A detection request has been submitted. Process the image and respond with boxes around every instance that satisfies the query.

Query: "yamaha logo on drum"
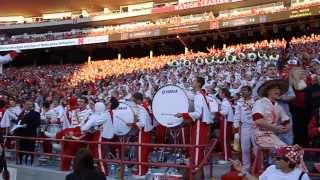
[161,89,178,94]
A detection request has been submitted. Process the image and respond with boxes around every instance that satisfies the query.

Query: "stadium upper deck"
[0,0,287,29]
[0,0,319,52]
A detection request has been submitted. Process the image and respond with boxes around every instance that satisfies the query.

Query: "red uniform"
[83,102,110,174]
[134,103,154,176]
[181,90,213,166]
[219,98,234,161]
[55,127,83,171]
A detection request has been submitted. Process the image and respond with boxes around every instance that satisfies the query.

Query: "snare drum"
[152,85,194,128]
[112,103,135,136]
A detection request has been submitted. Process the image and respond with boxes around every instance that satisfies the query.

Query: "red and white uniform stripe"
[181,90,213,166]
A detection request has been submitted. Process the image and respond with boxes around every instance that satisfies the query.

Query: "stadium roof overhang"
[1,0,289,17]
[0,0,285,35]
[0,0,173,17]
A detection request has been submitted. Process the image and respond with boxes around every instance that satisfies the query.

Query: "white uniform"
[234,97,255,171]
[219,98,234,160]
[51,105,70,130]
[100,112,114,139]
[252,97,289,148]
[133,103,154,176]
[182,91,213,166]
[220,98,234,122]
[44,108,59,124]
[207,94,219,115]
[68,108,92,128]
[81,111,109,134]
[0,105,22,128]
[136,104,154,132]
[80,102,110,174]
[187,91,213,124]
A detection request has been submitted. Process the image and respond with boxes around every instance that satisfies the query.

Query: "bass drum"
[112,103,135,136]
[152,85,194,128]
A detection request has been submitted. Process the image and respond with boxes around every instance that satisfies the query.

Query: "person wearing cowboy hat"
[231,145,310,180]
[253,63,295,145]
[251,80,292,172]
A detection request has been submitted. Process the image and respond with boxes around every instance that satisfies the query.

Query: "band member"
[14,99,41,165]
[67,97,92,128]
[44,98,86,171]
[1,97,22,130]
[50,99,70,130]
[48,127,82,171]
[219,88,234,161]
[40,101,53,155]
[81,102,110,174]
[105,97,121,160]
[43,99,69,155]
[234,86,255,172]
[131,92,154,176]
[1,97,22,148]
[143,97,166,144]
[99,97,119,175]
[176,76,213,166]
[252,80,291,173]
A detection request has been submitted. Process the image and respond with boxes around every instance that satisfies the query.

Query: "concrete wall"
[7,164,68,180]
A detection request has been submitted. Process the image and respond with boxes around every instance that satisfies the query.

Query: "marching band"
[0,75,297,177]
[1,51,317,178]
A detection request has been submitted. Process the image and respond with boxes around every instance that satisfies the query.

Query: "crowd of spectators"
[1,1,312,45]
[0,34,320,177]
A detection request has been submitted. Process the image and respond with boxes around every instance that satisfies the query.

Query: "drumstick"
[115,115,131,124]
[161,113,177,116]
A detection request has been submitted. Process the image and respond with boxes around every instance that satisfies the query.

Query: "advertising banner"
[0,35,109,51]
[120,29,160,40]
[151,0,242,14]
[174,0,242,11]
[220,16,257,28]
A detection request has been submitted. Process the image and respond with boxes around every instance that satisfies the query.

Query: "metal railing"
[6,135,320,179]
[4,135,218,180]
